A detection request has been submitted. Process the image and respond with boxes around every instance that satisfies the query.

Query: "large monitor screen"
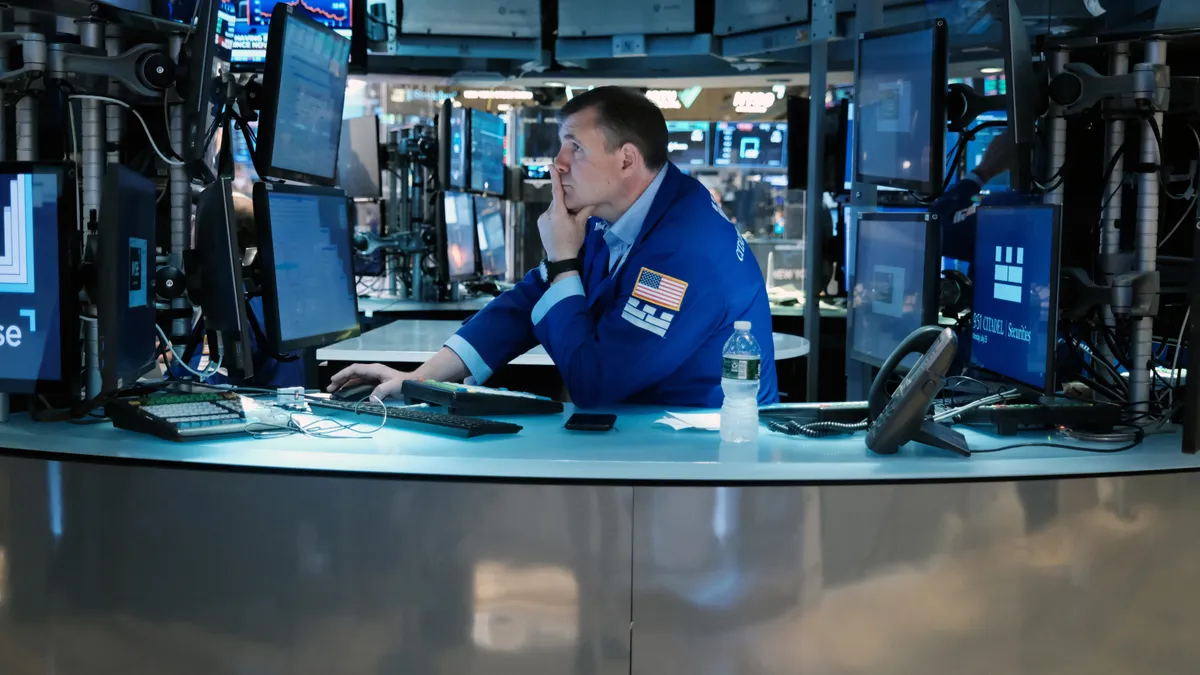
[352,200,384,276]
[0,170,67,391]
[848,212,937,367]
[854,20,947,193]
[258,7,350,186]
[474,195,506,279]
[448,107,468,190]
[223,0,352,70]
[443,192,478,280]
[845,102,954,193]
[469,109,506,195]
[520,113,560,164]
[259,185,359,351]
[970,205,1060,391]
[964,112,1008,192]
[337,115,381,199]
[667,121,711,167]
[713,121,786,169]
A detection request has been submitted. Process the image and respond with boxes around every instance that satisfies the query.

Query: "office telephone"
[866,326,969,456]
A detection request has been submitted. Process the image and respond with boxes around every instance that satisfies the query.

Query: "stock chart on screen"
[226,0,351,67]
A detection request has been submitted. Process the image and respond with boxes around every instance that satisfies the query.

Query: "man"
[329,87,778,408]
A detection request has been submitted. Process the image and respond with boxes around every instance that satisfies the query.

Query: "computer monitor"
[0,163,79,395]
[969,204,1061,392]
[193,177,255,380]
[98,165,158,392]
[999,0,1040,192]
[788,97,848,192]
[255,2,351,186]
[853,19,948,193]
[964,112,1009,192]
[448,107,468,190]
[474,195,506,279]
[520,109,561,165]
[847,211,941,368]
[845,101,955,193]
[181,0,230,182]
[713,121,787,169]
[352,200,384,276]
[442,191,478,281]
[225,0,353,70]
[253,182,360,352]
[666,121,711,167]
[469,109,506,195]
[337,115,382,199]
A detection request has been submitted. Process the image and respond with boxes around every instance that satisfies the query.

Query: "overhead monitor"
[255,2,351,186]
[520,110,561,165]
[224,0,352,70]
[352,200,384,276]
[337,115,382,199]
[98,165,158,392]
[969,204,1061,392]
[253,182,360,352]
[0,164,79,395]
[847,211,941,368]
[713,121,787,169]
[469,109,506,195]
[999,0,1039,191]
[666,121,711,167]
[448,107,468,190]
[964,112,1009,192]
[853,18,949,193]
[193,177,255,380]
[474,195,506,279]
[443,192,478,281]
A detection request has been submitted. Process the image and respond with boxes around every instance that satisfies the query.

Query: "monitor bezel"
[847,210,942,369]
[255,3,351,188]
[852,18,949,195]
[968,203,1063,394]
[0,163,80,396]
[253,181,361,353]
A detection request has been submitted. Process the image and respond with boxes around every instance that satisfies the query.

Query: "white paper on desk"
[655,412,721,431]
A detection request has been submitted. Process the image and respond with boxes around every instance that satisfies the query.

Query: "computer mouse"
[330,383,378,402]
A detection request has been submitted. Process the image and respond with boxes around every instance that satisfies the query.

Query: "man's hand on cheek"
[538,169,595,263]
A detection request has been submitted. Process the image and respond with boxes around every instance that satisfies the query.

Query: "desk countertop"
[357,296,494,317]
[317,320,811,364]
[0,406,1194,484]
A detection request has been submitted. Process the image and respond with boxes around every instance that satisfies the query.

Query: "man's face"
[553,108,624,213]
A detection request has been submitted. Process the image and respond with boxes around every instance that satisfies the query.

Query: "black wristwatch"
[542,257,583,283]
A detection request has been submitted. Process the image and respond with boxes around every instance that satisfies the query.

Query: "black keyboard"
[308,398,522,438]
[106,392,250,441]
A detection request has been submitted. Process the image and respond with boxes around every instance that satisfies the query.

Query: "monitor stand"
[0,393,9,423]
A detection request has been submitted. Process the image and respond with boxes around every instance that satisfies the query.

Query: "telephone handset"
[866,326,970,456]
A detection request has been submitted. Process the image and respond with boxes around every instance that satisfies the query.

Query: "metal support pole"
[78,18,105,401]
[1044,50,1069,206]
[105,26,124,166]
[168,35,191,340]
[803,41,828,401]
[1099,43,1129,376]
[14,22,36,162]
[1131,41,1168,411]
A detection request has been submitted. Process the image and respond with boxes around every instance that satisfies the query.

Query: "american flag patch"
[631,267,688,311]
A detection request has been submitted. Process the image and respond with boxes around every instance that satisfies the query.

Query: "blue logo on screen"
[129,238,148,308]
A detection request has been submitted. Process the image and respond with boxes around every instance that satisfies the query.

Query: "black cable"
[1148,116,1189,201]
[366,13,401,31]
[768,419,868,438]
[972,424,1145,453]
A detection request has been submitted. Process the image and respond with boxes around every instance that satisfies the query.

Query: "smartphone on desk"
[565,413,617,431]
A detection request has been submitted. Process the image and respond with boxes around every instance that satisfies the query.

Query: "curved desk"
[317,320,811,366]
[1,407,1198,675]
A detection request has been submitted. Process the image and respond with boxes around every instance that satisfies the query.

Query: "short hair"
[231,192,256,252]
[558,86,669,171]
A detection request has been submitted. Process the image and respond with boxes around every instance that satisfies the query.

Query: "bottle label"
[722,357,761,380]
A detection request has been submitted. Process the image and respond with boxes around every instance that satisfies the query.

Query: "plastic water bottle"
[720,320,762,443]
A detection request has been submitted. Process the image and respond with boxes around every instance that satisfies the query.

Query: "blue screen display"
[0,172,64,389]
[444,192,478,279]
[223,0,351,67]
[474,195,506,278]
[666,121,711,166]
[856,26,940,187]
[268,15,350,181]
[266,190,358,344]
[713,121,787,168]
[970,205,1058,390]
[469,110,506,195]
[849,213,930,366]
[449,108,468,190]
[845,102,954,192]
[965,112,1009,191]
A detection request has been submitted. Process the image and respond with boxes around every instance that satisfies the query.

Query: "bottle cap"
[734,320,751,331]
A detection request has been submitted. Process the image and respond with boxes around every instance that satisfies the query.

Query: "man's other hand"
[539,169,596,264]
[327,363,414,401]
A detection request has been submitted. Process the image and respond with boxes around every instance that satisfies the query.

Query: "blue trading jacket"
[447,162,779,409]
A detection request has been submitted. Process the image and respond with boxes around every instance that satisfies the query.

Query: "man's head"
[554,86,668,218]
[232,192,256,253]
